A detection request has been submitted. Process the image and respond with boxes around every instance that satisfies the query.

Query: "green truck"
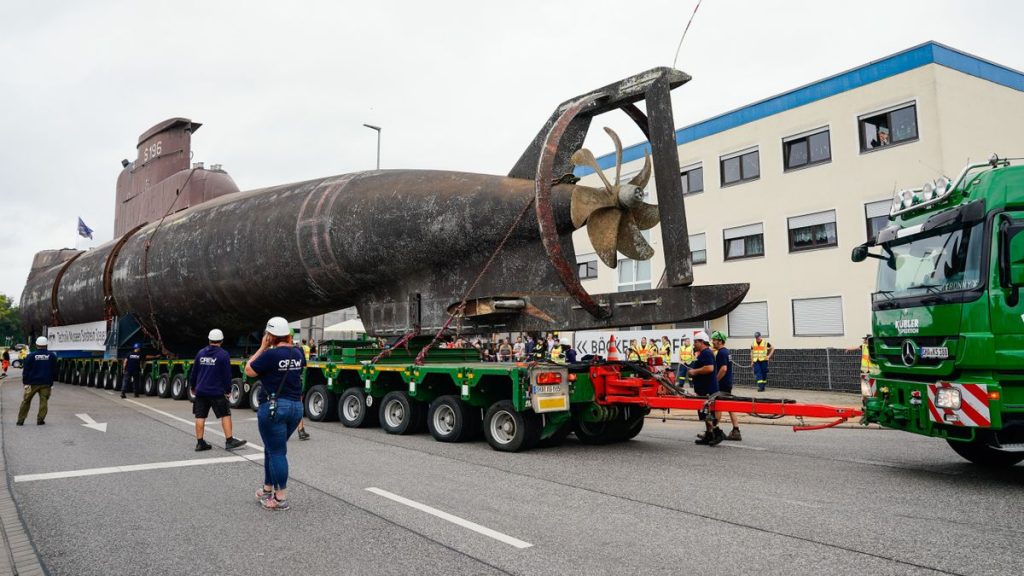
[853,156,1024,467]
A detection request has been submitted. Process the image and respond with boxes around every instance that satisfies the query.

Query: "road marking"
[124,398,264,451]
[76,413,107,432]
[13,453,264,483]
[366,487,533,549]
[721,443,766,451]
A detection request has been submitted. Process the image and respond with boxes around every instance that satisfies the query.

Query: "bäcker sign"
[47,320,107,351]
[572,328,702,359]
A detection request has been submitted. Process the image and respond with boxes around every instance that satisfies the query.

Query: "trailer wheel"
[227,378,247,409]
[187,383,196,403]
[947,437,1024,468]
[157,374,172,398]
[85,367,97,388]
[111,368,122,391]
[379,391,423,435]
[171,374,189,400]
[72,365,84,386]
[249,381,263,412]
[618,408,647,441]
[483,400,541,452]
[143,374,157,396]
[338,388,379,428]
[538,421,573,448]
[305,384,337,422]
[428,395,478,443]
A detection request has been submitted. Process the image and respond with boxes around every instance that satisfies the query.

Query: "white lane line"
[721,443,766,451]
[124,398,264,451]
[14,453,264,483]
[366,487,533,549]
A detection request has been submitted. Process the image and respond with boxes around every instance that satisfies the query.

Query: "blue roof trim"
[575,42,1024,176]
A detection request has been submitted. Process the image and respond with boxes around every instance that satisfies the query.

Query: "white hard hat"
[208,329,224,342]
[692,331,709,343]
[265,316,290,337]
[36,336,48,347]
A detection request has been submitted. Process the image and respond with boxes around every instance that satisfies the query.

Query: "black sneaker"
[121,393,127,399]
[707,427,726,446]
[298,429,310,441]
[694,433,711,445]
[195,439,212,452]
[16,421,23,426]
[225,437,248,450]
[37,421,45,426]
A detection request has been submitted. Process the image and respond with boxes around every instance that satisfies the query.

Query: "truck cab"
[853,157,1024,467]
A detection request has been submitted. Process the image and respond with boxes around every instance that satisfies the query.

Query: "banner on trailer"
[47,321,107,351]
[572,328,704,358]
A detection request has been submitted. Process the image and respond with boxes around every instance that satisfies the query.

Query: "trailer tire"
[538,421,573,448]
[305,384,337,422]
[947,437,1024,468]
[171,374,189,400]
[483,400,541,452]
[227,378,247,409]
[618,408,647,441]
[187,383,197,403]
[143,374,157,396]
[379,391,423,435]
[338,388,378,428]
[85,367,96,388]
[73,365,84,386]
[428,395,477,443]
[157,374,172,398]
[107,369,119,390]
[573,419,617,445]
[249,381,263,412]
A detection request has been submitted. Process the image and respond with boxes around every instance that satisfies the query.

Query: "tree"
[0,294,26,347]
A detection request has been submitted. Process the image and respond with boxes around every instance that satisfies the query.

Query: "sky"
[1,0,1021,304]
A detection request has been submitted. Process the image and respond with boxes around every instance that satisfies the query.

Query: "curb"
[0,376,48,576]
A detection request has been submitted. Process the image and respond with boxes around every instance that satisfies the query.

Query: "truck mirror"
[851,245,868,262]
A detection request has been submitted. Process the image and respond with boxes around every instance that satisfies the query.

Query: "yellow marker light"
[988,390,1001,401]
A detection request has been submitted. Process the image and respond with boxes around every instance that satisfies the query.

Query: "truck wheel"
[73,365,84,386]
[338,387,379,428]
[947,437,1024,467]
[228,378,248,409]
[157,374,172,398]
[171,374,189,400]
[143,374,157,396]
[618,408,647,442]
[110,369,121,391]
[85,368,96,388]
[187,383,197,403]
[573,419,617,445]
[428,395,477,443]
[249,381,263,412]
[538,421,573,448]
[305,384,338,422]
[483,400,541,452]
[97,367,108,389]
[379,391,423,435]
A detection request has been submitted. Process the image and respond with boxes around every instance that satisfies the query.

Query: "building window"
[681,164,704,195]
[788,210,838,252]
[617,258,651,292]
[689,233,707,265]
[720,148,759,186]
[792,296,844,336]
[864,200,891,242]
[728,301,768,338]
[783,128,831,171]
[859,103,918,152]
[723,223,764,260]
[577,255,598,280]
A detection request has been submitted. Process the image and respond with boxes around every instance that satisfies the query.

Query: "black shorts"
[719,384,733,395]
[193,395,230,419]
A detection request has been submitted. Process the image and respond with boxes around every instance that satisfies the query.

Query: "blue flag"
[77,217,94,240]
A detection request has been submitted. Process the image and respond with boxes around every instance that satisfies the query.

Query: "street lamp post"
[363,123,381,170]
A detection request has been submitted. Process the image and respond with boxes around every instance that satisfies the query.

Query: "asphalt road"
[2,371,1023,576]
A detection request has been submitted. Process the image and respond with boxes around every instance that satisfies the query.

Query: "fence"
[725,347,861,392]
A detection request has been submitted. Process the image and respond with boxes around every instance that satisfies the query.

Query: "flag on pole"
[77,217,94,240]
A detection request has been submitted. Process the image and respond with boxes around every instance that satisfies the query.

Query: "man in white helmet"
[189,329,247,452]
[17,336,58,426]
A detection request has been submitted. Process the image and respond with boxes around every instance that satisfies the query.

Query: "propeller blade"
[571,186,618,229]
[616,212,655,261]
[603,127,623,188]
[586,207,623,268]
[571,148,613,191]
[628,151,652,189]
[630,202,660,230]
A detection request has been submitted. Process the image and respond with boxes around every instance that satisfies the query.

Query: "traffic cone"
[607,335,622,361]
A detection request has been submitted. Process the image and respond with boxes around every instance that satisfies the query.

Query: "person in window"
[870,127,890,148]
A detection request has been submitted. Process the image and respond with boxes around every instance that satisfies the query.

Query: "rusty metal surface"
[102,222,146,318]
[47,251,84,326]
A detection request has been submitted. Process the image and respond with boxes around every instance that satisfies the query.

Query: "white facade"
[573,43,1024,349]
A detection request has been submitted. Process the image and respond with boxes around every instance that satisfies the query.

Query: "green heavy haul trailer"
[853,156,1024,467]
[53,341,646,453]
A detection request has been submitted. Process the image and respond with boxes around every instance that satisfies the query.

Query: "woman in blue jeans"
[245,316,306,511]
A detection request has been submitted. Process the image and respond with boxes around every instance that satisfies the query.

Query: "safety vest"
[860,343,878,374]
[658,342,671,363]
[751,340,769,362]
[627,345,641,361]
[551,346,564,364]
[679,344,694,363]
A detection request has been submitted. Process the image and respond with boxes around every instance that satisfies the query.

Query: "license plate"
[919,346,949,359]
[534,385,561,394]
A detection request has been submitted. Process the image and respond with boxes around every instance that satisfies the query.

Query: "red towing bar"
[588,363,862,431]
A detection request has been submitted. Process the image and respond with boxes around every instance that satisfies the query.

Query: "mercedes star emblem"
[901,340,917,366]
